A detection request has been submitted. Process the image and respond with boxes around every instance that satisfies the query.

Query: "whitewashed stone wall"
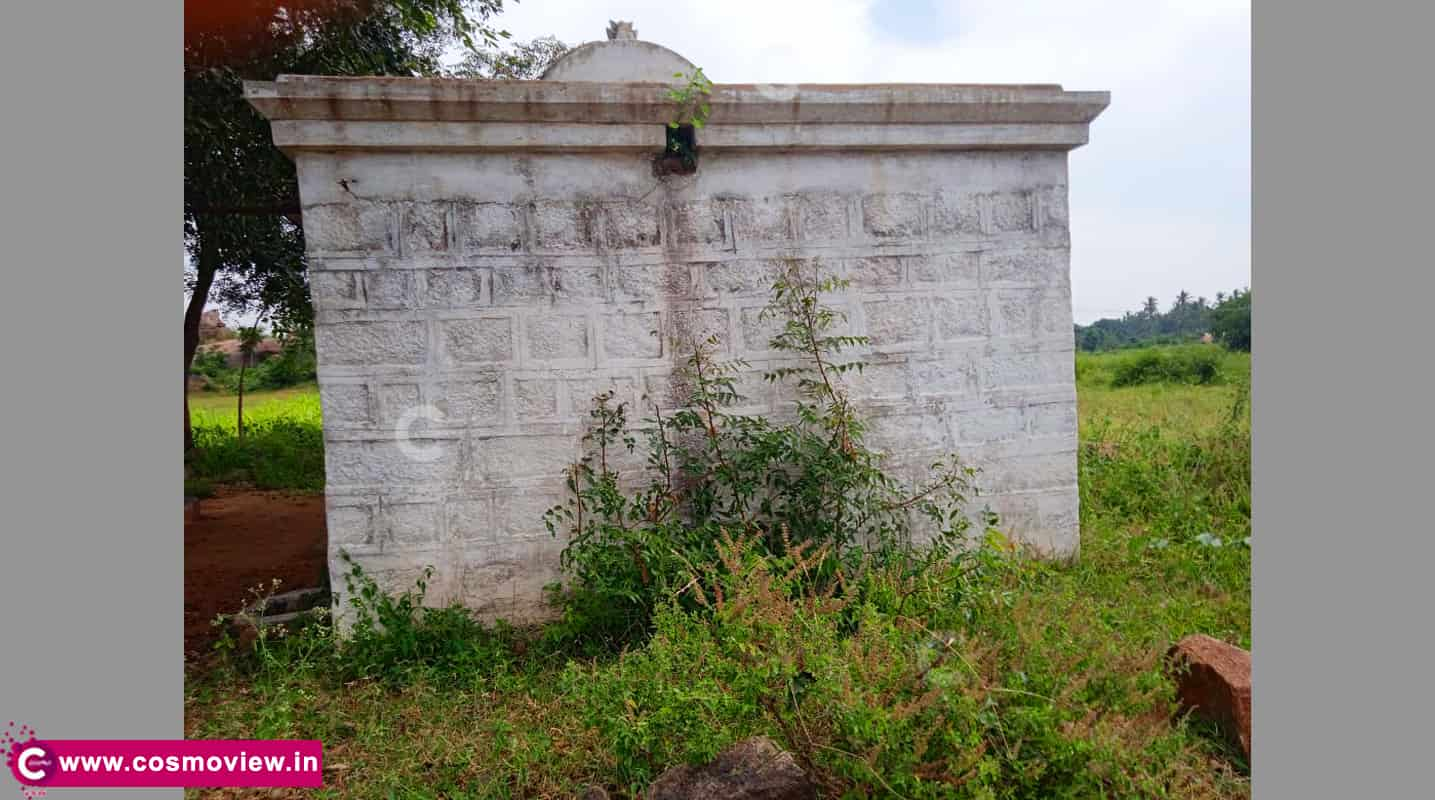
[249,77,1108,621]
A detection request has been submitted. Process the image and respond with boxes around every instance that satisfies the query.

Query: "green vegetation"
[186,388,324,491]
[1205,292,1251,353]
[191,328,318,394]
[544,263,983,651]
[1076,289,1251,352]
[184,0,566,450]
[1077,346,1248,391]
[186,329,322,491]
[1073,345,1240,389]
[189,319,1250,797]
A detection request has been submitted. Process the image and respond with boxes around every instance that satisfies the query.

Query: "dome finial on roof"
[606,20,637,41]
[541,21,696,81]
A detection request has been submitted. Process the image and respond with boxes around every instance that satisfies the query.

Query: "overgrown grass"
[1076,345,1245,389]
[187,387,325,491]
[186,352,1251,799]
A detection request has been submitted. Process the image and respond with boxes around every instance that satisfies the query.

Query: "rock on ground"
[1167,634,1251,761]
[647,736,817,800]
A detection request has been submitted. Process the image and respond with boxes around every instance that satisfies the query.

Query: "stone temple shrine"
[245,22,1110,620]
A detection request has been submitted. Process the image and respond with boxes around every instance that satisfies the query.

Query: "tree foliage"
[184,0,510,324]
[1207,289,1252,351]
[450,34,568,78]
[183,1,567,449]
[1076,288,1251,352]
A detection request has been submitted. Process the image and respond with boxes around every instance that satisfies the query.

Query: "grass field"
[187,384,323,492]
[186,348,1251,799]
[189,383,321,415]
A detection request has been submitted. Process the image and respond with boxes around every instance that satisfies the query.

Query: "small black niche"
[656,124,698,176]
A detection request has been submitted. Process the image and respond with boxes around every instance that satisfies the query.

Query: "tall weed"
[545,260,987,648]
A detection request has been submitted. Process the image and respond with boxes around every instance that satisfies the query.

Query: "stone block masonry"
[248,70,1108,622]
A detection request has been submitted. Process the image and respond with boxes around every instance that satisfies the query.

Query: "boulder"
[648,737,816,800]
[198,309,235,342]
[1167,634,1251,760]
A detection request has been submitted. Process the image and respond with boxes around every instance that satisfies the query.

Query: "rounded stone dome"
[540,22,698,82]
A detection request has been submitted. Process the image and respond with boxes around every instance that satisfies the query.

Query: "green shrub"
[190,349,231,385]
[557,533,1217,798]
[188,393,325,490]
[544,261,987,650]
[1109,345,1223,387]
[334,555,525,687]
[190,329,318,393]
[212,557,531,693]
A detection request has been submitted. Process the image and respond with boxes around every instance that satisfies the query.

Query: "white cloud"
[493,0,1251,322]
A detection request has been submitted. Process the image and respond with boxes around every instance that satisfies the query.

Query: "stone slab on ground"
[647,736,816,800]
[1167,633,1251,761]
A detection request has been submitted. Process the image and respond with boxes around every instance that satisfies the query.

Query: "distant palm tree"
[236,324,263,441]
[1175,290,1191,309]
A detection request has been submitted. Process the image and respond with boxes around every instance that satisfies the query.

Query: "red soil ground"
[184,487,327,659]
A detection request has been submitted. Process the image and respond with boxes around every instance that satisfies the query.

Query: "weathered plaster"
[246,57,1108,622]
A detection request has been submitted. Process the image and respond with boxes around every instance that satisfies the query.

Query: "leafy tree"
[451,34,567,78]
[1075,286,1252,352]
[1209,289,1252,351]
[184,0,516,451]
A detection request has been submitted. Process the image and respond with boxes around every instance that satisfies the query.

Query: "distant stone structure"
[198,309,234,343]
[194,309,282,368]
[246,27,1109,621]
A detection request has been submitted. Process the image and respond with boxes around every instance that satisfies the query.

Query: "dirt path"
[184,487,327,658]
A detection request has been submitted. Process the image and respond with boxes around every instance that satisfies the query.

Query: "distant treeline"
[1075,289,1251,352]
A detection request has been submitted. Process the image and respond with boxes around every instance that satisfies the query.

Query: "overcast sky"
[488,0,1251,323]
